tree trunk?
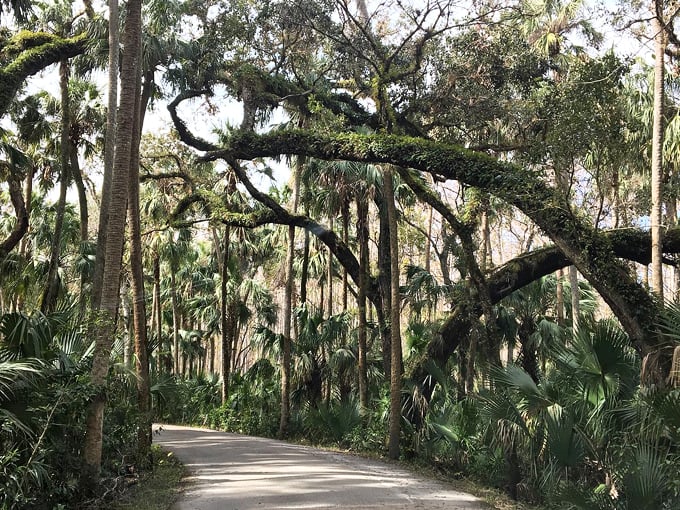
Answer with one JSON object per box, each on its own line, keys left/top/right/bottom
{"left": 300, "top": 227, "right": 310, "bottom": 303}
{"left": 152, "top": 255, "right": 167, "bottom": 373}
{"left": 425, "top": 203, "right": 433, "bottom": 275}
{"left": 41, "top": 59, "right": 71, "bottom": 314}
{"left": 556, "top": 269, "right": 565, "bottom": 326}
{"left": 127, "top": 51, "right": 151, "bottom": 463}
{"left": 651, "top": 1, "right": 666, "bottom": 301}
{"left": 15, "top": 165, "right": 34, "bottom": 311}
{"left": 342, "top": 197, "right": 349, "bottom": 311}
{"left": 385, "top": 167, "right": 402, "bottom": 460}
{"left": 668, "top": 198, "right": 680, "bottom": 299}
{"left": 18, "top": 165, "right": 34, "bottom": 262}
{"left": 71, "top": 148, "right": 89, "bottom": 315}
{"left": 480, "top": 197, "right": 492, "bottom": 272}
{"left": 377, "top": 197, "right": 392, "bottom": 379}
{"left": 327, "top": 217, "right": 334, "bottom": 317}
{"left": 356, "top": 197, "right": 369, "bottom": 412}
{"left": 569, "top": 266, "right": 580, "bottom": 335}
{"left": 465, "top": 334, "right": 477, "bottom": 394}
{"left": 279, "top": 160, "right": 300, "bottom": 438}
{"left": 82, "top": 0, "right": 141, "bottom": 486}
{"left": 170, "top": 269, "right": 181, "bottom": 376}
{"left": 121, "top": 283, "right": 131, "bottom": 366}
{"left": 92, "top": 0, "right": 119, "bottom": 309}
{"left": 221, "top": 225, "right": 231, "bottom": 404}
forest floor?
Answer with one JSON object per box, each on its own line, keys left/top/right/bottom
{"left": 152, "top": 423, "right": 491, "bottom": 510}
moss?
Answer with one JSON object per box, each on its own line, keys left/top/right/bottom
{"left": 215, "top": 129, "right": 663, "bottom": 352}
{"left": 169, "top": 190, "right": 275, "bottom": 230}
{"left": 0, "top": 30, "right": 86, "bottom": 117}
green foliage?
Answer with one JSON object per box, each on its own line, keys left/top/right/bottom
{"left": 206, "top": 361, "right": 281, "bottom": 437}
{"left": 0, "top": 310, "right": 141, "bottom": 509}
{"left": 303, "top": 400, "right": 362, "bottom": 446}
{"left": 153, "top": 373, "right": 221, "bottom": 426}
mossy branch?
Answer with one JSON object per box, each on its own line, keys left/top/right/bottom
{"left": 168, "top": 97, "right": 664, "bottom": 355}
{"left": 0, "top": 31, "right": 87, "bottom": 117}
{"left": 411, "top": 226, "right": 680, "bottom": 398}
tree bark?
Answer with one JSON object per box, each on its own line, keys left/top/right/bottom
{"left": 300, "top": 228, "right": 310, "bottom": 303}
{"left": 0, "top": 172, "right": 29, "bottom": 263}
{"left": 651, "top": 1, "right": 666, "bottom": 301}
{"left": 127, "top": 48, "right": 151, "bottom": 463}
{"left": 41, "top": 59, "right": 71, "bottom": 314}
{"left": 569, "top": 265, "right": 580, "bottom": 334}
{"left": 356, "top": 197, "right": 369, "bottom": 412}
{"left": 385, "top": 167, "right": 402, "bottom": 460}
{"left": 171, "top": 269, "right": 180, "bottom": 376}
{"left": 82, "top": 0, "right": 141, "bottom": 484}
{"left": 70, "top": 147, "right": 89, "bottom": 314}
{"left": 556, "top": 269, "right": 565, "bottom": 326}
{"left": 377, "top": 196, "right": 392, "bottom": 379}
{"left": 278, "top": 159, "right": 300, "bottom": 438}
{"left": 342, "top": 197, "right": 350, "bottom": 311}
{"left": 92, "top": 0, "right": 119, "bottom": 309}
{"left": 327, "top": 218, "right": 334, "bottom": 317}
{"left": 221, "top": 225, "right": 231, "bottom": 404}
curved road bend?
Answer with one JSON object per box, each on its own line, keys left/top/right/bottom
{"left": 153, "top": 424, "right": 488, "bottom": 510}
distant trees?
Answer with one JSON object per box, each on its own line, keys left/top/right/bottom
{"left": 3, "top": 0, "right": 680, "bottom": 503}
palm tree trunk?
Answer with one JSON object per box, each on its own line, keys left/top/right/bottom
{"left": 357, "top": 197, "right": 369, "bottom": 412}
{"left": 82, "top": 0, "right": 141, "bottom": 486}
{"left": 651, "top": 1, "right": 666, "bottom": 301}
{"left": 425, "top": 203, "right": 433, "bottom": 275}
{"left": 41, "top": 59, "right": 71, "bottom": 314}
{"left": 342, "top": 197, "right": 349, "bottom": 311}
{"left": 327, "top": 217, "right": 334, "bottom": 317}
{"left": 152, "top": 255, "right": 166, "bottom": 373}
{"left": 221, "top": 225, "right": 231, "bottom": 404}
{"left": 171, "top": 270, "right": 180, "bottom": 376}
{"left": 70, "top": 148, "right": 89, "bottom": 314}
{"left": 279, "top": 160, "right": 300, "bottom": 438}
{"left": 127, "top": 53, "right": 151, "bottom": 463}
{"left": 92, "top": 0, "right": 119, "bottom": 309}
{"left": 377, "top": 197, "right": 392, "bottom": 379}
{"left": 121, "top": 283, "right": 131, "bottom": 366}
{"left": 384, "top": 167, "right": 402, "bottom": 460}
{"left": 556, "top": 269, "right": 565, "bottom": 326}
{"left": 15, "top": 165, "right": 34, "bottom": 311}
{"left": 300, "top": 228, "right": 310, "bottom": 303}
{"left": 668, "top": 198, "right": 680, "bottom": 299}
{"left": 18, "top": 165, "right": 34, "bottom": 261}
{"left": 569, "top": 266, "right": 579, "bottom": 335}
{"left": 465, "top": 335, "right": 478, "bottom": 394}
{"left": 480, "top": 197, "right": 492, "bottom": 272}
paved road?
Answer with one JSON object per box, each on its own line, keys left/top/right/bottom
{"left": 153, "top": 424, "right": 487, "bottom": 510}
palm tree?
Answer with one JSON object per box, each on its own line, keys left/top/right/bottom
{"left": 126, "top": 45, "right": 152, "bottom": 461}
{"left": 83, "top": 0, "right": 142, "bottom": 483}
{"left": 384, "top": 166, "right": 403, "bottom": 460}
{"left": 279, "top": 159, "right": 300, "bottom": 438}
{"left": 92, "top": 0, "right": 119, "bottom": 310}
{"left": 520, "top": 0, "right": 598, "bottom": 67}
{"left": 651, "top": 0, "right": 667, "bottom": 300}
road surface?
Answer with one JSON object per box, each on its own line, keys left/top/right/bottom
{"left": 153, "top": 424, "right": 487, "bottom": 510}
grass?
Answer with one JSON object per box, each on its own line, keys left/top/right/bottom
{"left": 109, "top": 446, "right": 185, "bottom": 510}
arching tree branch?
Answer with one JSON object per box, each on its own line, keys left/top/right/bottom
{"left": 167, "top": 120, "right": 661, "bottom": 355}
{"left": 0, "top": 31, "right": 87, "bottom": 117}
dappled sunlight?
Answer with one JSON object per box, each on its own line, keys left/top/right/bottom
{"left": 154, "top": 424, "right": 484, "bottom": 509}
